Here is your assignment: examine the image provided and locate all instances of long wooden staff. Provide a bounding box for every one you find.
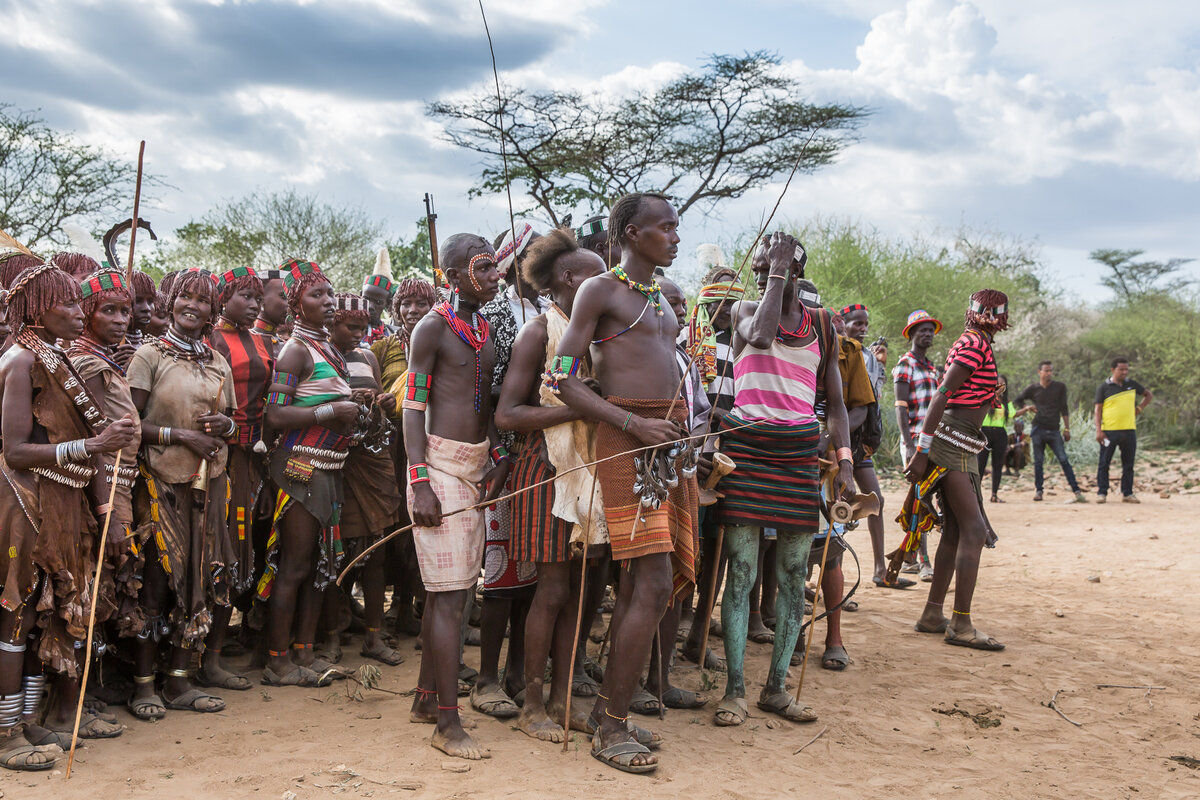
[560,468,599,752]
[794,520,835,704]
[476,0,529,323]
[126,141,146,288]
[65,452,122,777]
[336,421,761,584]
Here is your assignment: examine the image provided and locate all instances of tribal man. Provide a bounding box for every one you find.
[362,248,397,346]
[552,192,697,775]
[714,232,852,728]
[404,234,509,760]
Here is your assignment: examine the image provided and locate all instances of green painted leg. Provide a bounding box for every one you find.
[765,531,814,693]
[719,526,760,700]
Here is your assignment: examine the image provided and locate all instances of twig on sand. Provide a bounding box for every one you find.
[1095,684,1166,691]
[1045,689,1083,727]
[793,725,828,755]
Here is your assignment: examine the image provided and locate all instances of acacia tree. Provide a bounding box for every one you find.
[428,52,867,225]
[154,189,384,290]
[1090,248,1194,304]
[0,104,150,249]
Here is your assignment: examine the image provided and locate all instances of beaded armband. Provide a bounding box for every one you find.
[490,445,510,464]
[544,355,584,394]
[402,372,432,411]
[268,371,298,406]
[409,463,430,485]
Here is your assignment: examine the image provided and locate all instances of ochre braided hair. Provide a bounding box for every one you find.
[167,269,221,336]
[287,269,331,318]
[1,253,45,289]
[80,269,133,319]
[49,252,101,280]
[6,263,81,333]
[131,270,157,302]
[390,277,437,319]
[966,288,1009,332]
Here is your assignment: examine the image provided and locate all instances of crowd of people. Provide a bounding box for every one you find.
[0,192,1152,775]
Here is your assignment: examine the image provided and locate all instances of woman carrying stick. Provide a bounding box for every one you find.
[126,268,238,718]
[0,263,137,769]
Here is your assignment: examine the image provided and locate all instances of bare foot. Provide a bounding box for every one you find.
[516,706,565,743]
[431,725,491,760]
[410,691,478,728]
[546,701,592,733]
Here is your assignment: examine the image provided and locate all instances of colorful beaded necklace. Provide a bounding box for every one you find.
[775,304,813,342]
[433,300,491,412]
[292,322,350,381]
[611,265,664,317]
[68,333,126,376]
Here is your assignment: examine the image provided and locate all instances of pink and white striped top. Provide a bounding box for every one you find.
[731,337,821,424]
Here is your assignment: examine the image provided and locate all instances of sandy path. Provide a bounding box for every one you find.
[21,479,1200,800]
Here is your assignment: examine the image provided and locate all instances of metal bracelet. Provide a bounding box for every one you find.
[314,404,336,424]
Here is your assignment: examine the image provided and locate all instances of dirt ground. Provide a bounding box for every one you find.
[16,455,1200,800]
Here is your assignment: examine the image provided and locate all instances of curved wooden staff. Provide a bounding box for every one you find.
[336,421,761,585]
[476,0,530,323]
[65,453,122,777]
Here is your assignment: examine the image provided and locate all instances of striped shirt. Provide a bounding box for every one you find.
[211,323,274,445]
[292,337,351,407]
[731,337,821,424]
[893,351,940,435]
[706,328,735,414]
[944,330,999,408]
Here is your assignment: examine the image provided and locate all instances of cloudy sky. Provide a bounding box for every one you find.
[5,0,1198,301]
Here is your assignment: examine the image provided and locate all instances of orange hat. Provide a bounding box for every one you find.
[902,309,942,339]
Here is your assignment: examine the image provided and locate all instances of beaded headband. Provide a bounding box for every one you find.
[278,259,323,288]
[363,274,395,292]
[336,294,369,312]
[840,303,867,316]
[80,270,128,299]
[575,218,606,239]
[263,269,286,282]
[180,267,220,285]
[217,265,259,291]
[969,299,1006,315]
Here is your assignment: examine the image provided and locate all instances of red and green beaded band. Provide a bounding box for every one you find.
[217,265,259,291]
[278,259,323,288]
[364,274,394,292]
[409,463,430,484]
[405,372,432,404]
[80,271,127,299]
[490,445,509,463]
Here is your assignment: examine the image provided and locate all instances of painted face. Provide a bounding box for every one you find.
[41,299,86,342]
[910,321,937,349]
[363,284,391,323]
[330,317,368,352]
[843,309,869,342]
[299,279,336,327]
[261,278,289,325]
[88,294,132,346]
[627,198,680,268]
[222,286,262,327]
[172,287,213,337]
[456,251,500,306]
[397,296,432,334]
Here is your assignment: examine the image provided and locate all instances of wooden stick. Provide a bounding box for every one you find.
[1047,689,1083,727]
[1095,684,1165,691]
[792,724,827,755]
[794,530,834,703]
[696,525,725,677]
[126,141,146,287]
[561,469,598,752]
[65,450,123,778]
[0,228,35,257]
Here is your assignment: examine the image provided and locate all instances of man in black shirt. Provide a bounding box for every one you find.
[1016,360,1086,503]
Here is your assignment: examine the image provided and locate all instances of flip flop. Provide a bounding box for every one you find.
[821,645,849,671]
[194,665,253,691]
[679,645,727,672]
[713,696,748,727]
[360,640,405,666]
[47,710,124,739]
[629,688,661,716]
[748,630,775,644]
[756,690,818,723]
[873,577,916,590]
[162,688,225,713]
[591,732,657,775]
[261,664,333,688]
[586,714,663,750]
[844,600,859,612]
[0,732,60,771]
[914,618,949,634]
[572,672,600,698]
[128,692,167,721]
[944,628,1005,651]
[661,687,707,709]
[469,686,520,719]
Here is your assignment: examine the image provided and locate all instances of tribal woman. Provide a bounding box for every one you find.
[66,268,146,651]
[326,293,402,665]
[127,267,239,719]
[204,265,273,691]
[0,263,138,769]
[905,289,1010,651]
[259,261,361,687]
